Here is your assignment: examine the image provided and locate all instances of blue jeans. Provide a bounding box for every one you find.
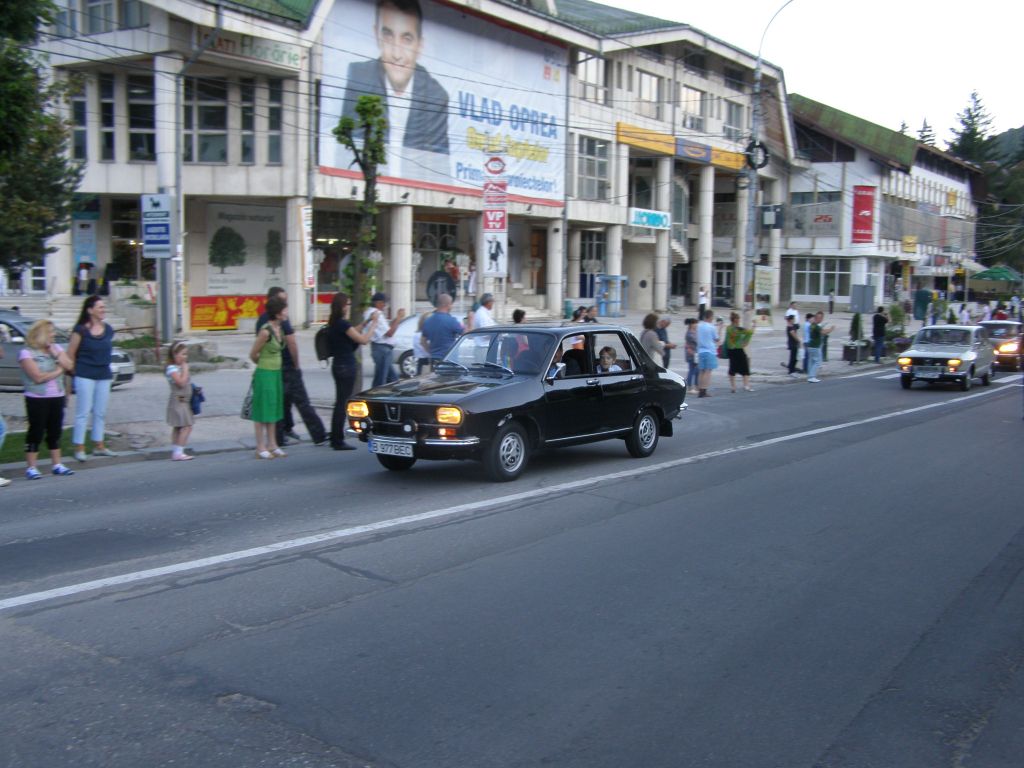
[873,337,885,362]
[0,412,6,451]
[370,343,397,388]
[686,360,698,388]
[72,376,112,444]
[807,347,823,379]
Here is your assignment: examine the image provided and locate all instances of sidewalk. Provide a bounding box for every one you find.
[0,308,889,473]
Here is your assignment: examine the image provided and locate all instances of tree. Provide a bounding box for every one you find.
[898,121,909,135]
[333,95,386,322]
[917,119,935,145]
[265,229,282,273]
[946,90,994,164]
[208,226,247,273]
[0,0,84,270]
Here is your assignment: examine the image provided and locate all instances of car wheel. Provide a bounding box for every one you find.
[900,375,912,390]
[981,367,992,386]
[398,350,417,378]
[483,422,529,481]
[960,372,972,391]
[376,454,416,471]
[625,408,660,458]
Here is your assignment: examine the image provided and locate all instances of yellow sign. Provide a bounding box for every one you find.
[946,190,957,208]
[901,235,918,253]
[616,123,674,155]
[711,147,745,171]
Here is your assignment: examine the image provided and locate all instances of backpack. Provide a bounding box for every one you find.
[314,324,331,364]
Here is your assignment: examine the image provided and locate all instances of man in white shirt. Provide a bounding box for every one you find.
[784,301,799,322]
[364,291,407,387]
[473,292,497,329]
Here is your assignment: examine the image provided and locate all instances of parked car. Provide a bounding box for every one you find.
[390,311,425,378]
[0,314,135,388]
[978,320,1022,370]
[346,324,687,481]
[896,325,995,391]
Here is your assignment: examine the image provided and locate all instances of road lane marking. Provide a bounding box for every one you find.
[876,373,901,379]
[840,368,893,379]
[0,384,1015,613]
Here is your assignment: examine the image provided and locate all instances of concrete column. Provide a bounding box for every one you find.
[389,204,414,317]
[654,156,671,311]
[284,197,308,326]
[475,214,488,296]
[696,164,714,305]
[546,219,564,313]
[43,229,72,297]
[734,182,749,309]
[566,229,581,300]
[155,54,182,337]
[767,181,783,308]
[614,142,630,206]
[606,225,623,275]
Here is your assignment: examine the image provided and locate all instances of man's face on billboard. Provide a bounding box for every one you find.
[376,3,422,94]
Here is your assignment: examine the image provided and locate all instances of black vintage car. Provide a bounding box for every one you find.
[346,324,687,481]
[979,320,1022,370]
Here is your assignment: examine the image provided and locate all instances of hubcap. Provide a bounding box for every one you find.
[638,415,656,449]
[499,433,525,472]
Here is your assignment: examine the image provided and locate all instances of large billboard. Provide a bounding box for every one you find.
[319,0,566,201]
[205,203,287,295]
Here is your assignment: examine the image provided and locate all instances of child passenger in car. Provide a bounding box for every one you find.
[597,346,622,373]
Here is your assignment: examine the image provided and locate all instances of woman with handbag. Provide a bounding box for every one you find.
[18,320,76,479]
[327,292,378,451]
[66,295,116,461]
[724,312,754,392]
[165,342,195,461]
[248,295,287,459]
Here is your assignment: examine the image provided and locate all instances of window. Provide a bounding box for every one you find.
[575,51,607,105]
[54,0,77,37]
[121,0,149,29]
[183,77,228,163]
[267,78,283,164]
[724,100,745,141]
[240,79,255,164]
[86,0,114,33]
[99,73,115,161]
[580,230,605,271]
[71,85,87,161]
[636,71,661,119]
[794,123,855,162]
[792,257,851,298]
[680,85,706,132]
[576,136,609,201]
[684,52,707,77]
[790,191,842,205]
[127,75,155,161]
[724,67,746,91]
[632,175,652,209]
[593,332,636,374]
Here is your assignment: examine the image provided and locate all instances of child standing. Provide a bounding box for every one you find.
[166,342,195,460]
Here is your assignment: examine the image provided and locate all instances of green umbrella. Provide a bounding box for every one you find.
[971,265,1023,282]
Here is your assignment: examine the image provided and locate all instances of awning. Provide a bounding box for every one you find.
[970,265,1023,282]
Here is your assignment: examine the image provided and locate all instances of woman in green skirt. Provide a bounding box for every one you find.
[249,295,287,459]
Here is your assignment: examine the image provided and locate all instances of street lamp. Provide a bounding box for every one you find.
[743,0,798,322]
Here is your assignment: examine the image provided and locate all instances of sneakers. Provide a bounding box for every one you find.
[92,447,117,457]
[807,377,821,383]
[52,464,75,476]
[25,467,43,480]
[74,450,88,462]
[0,476,10,488]
[744,385,755,392]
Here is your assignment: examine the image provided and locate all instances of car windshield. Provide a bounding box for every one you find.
[917,328,969,346]
[981,324,1018,339]
[445,331,557,375]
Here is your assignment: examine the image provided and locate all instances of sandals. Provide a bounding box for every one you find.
[256,450,274,460]
[271,448,287,458]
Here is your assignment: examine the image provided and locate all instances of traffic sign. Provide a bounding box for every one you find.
[141,194,172,259]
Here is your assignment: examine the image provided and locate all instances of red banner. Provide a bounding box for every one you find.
[190,295,266,330]
[852,185,876,243]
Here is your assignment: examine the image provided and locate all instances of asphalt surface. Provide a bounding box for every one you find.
[1,362,1022,766]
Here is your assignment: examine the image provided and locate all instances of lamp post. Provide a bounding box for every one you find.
[743,0,798,323]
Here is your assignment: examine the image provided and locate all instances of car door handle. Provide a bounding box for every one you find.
[586,378,599,385]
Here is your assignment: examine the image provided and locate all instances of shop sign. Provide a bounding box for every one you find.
[628,207,671,230]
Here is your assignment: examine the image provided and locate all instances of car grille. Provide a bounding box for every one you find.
[912,357,954,366]
[368,402,439,438]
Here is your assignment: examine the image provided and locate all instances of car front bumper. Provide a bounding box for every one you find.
[359,431,482,461]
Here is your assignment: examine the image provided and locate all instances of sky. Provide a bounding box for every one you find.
[611,0,1022,139]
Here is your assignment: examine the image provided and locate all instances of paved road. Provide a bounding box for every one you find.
[1,371,1022,766]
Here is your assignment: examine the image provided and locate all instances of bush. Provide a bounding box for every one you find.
[849,312,862,341]
[888,302,906,333]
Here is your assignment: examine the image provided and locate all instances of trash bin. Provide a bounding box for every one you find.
[563,299,573,319]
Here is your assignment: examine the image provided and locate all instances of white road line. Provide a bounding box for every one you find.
[994,374,1024,386]
[0,384,1014,613]
[875,373,901,380]
[839,368,893,379]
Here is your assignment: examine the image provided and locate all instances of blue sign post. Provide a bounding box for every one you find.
[141,194,172,259]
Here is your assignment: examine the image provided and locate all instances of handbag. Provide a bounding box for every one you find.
[717,344,727,359]
[190,383,205,415]
[240,381,254,420]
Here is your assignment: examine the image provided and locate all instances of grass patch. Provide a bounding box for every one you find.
[0,431,102,464]
[113,334,157,349]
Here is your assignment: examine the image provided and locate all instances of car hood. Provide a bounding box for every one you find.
[904,343,974,357]
[360,373,520,402]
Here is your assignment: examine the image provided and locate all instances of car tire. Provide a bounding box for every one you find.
[398,350,417,379]
[483,422,529,482]
[900,375,912,390]
[625,408,660,458]
[377,454,416,471]
[960,372,972,391]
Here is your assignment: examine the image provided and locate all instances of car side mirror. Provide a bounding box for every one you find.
[10,335,24,344]
[545,362,566,382]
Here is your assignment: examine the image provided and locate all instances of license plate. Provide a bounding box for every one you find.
[369,439,414,457]
[916,366,940,379]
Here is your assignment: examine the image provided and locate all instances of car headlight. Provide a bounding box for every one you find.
[999,342,1019,353]
[436,406,462,425]
[347,400,369,418]
[897,357,912,366]
[947,358,962,368]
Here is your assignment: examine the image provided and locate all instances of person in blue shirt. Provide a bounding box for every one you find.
[421,293,463,366]
[695,309,722,398]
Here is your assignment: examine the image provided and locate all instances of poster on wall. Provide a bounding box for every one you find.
[205,204,287,295]
[72,217,98,268]
[318,0,566,201]
[852,186,876,244]
[482,163,508,277]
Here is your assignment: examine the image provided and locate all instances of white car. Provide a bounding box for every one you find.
[896,325,995,391]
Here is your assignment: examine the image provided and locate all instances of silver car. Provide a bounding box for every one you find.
[0,314,135,389]
[896,324,995,391]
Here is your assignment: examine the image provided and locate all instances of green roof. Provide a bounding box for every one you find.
[218,0,318,25]
[500,0,684,36]
[790,93,918,170]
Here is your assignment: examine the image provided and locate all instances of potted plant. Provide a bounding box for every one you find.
[843,312,870,363]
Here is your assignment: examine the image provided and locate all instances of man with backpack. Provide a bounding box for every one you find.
[257,287,327,446]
